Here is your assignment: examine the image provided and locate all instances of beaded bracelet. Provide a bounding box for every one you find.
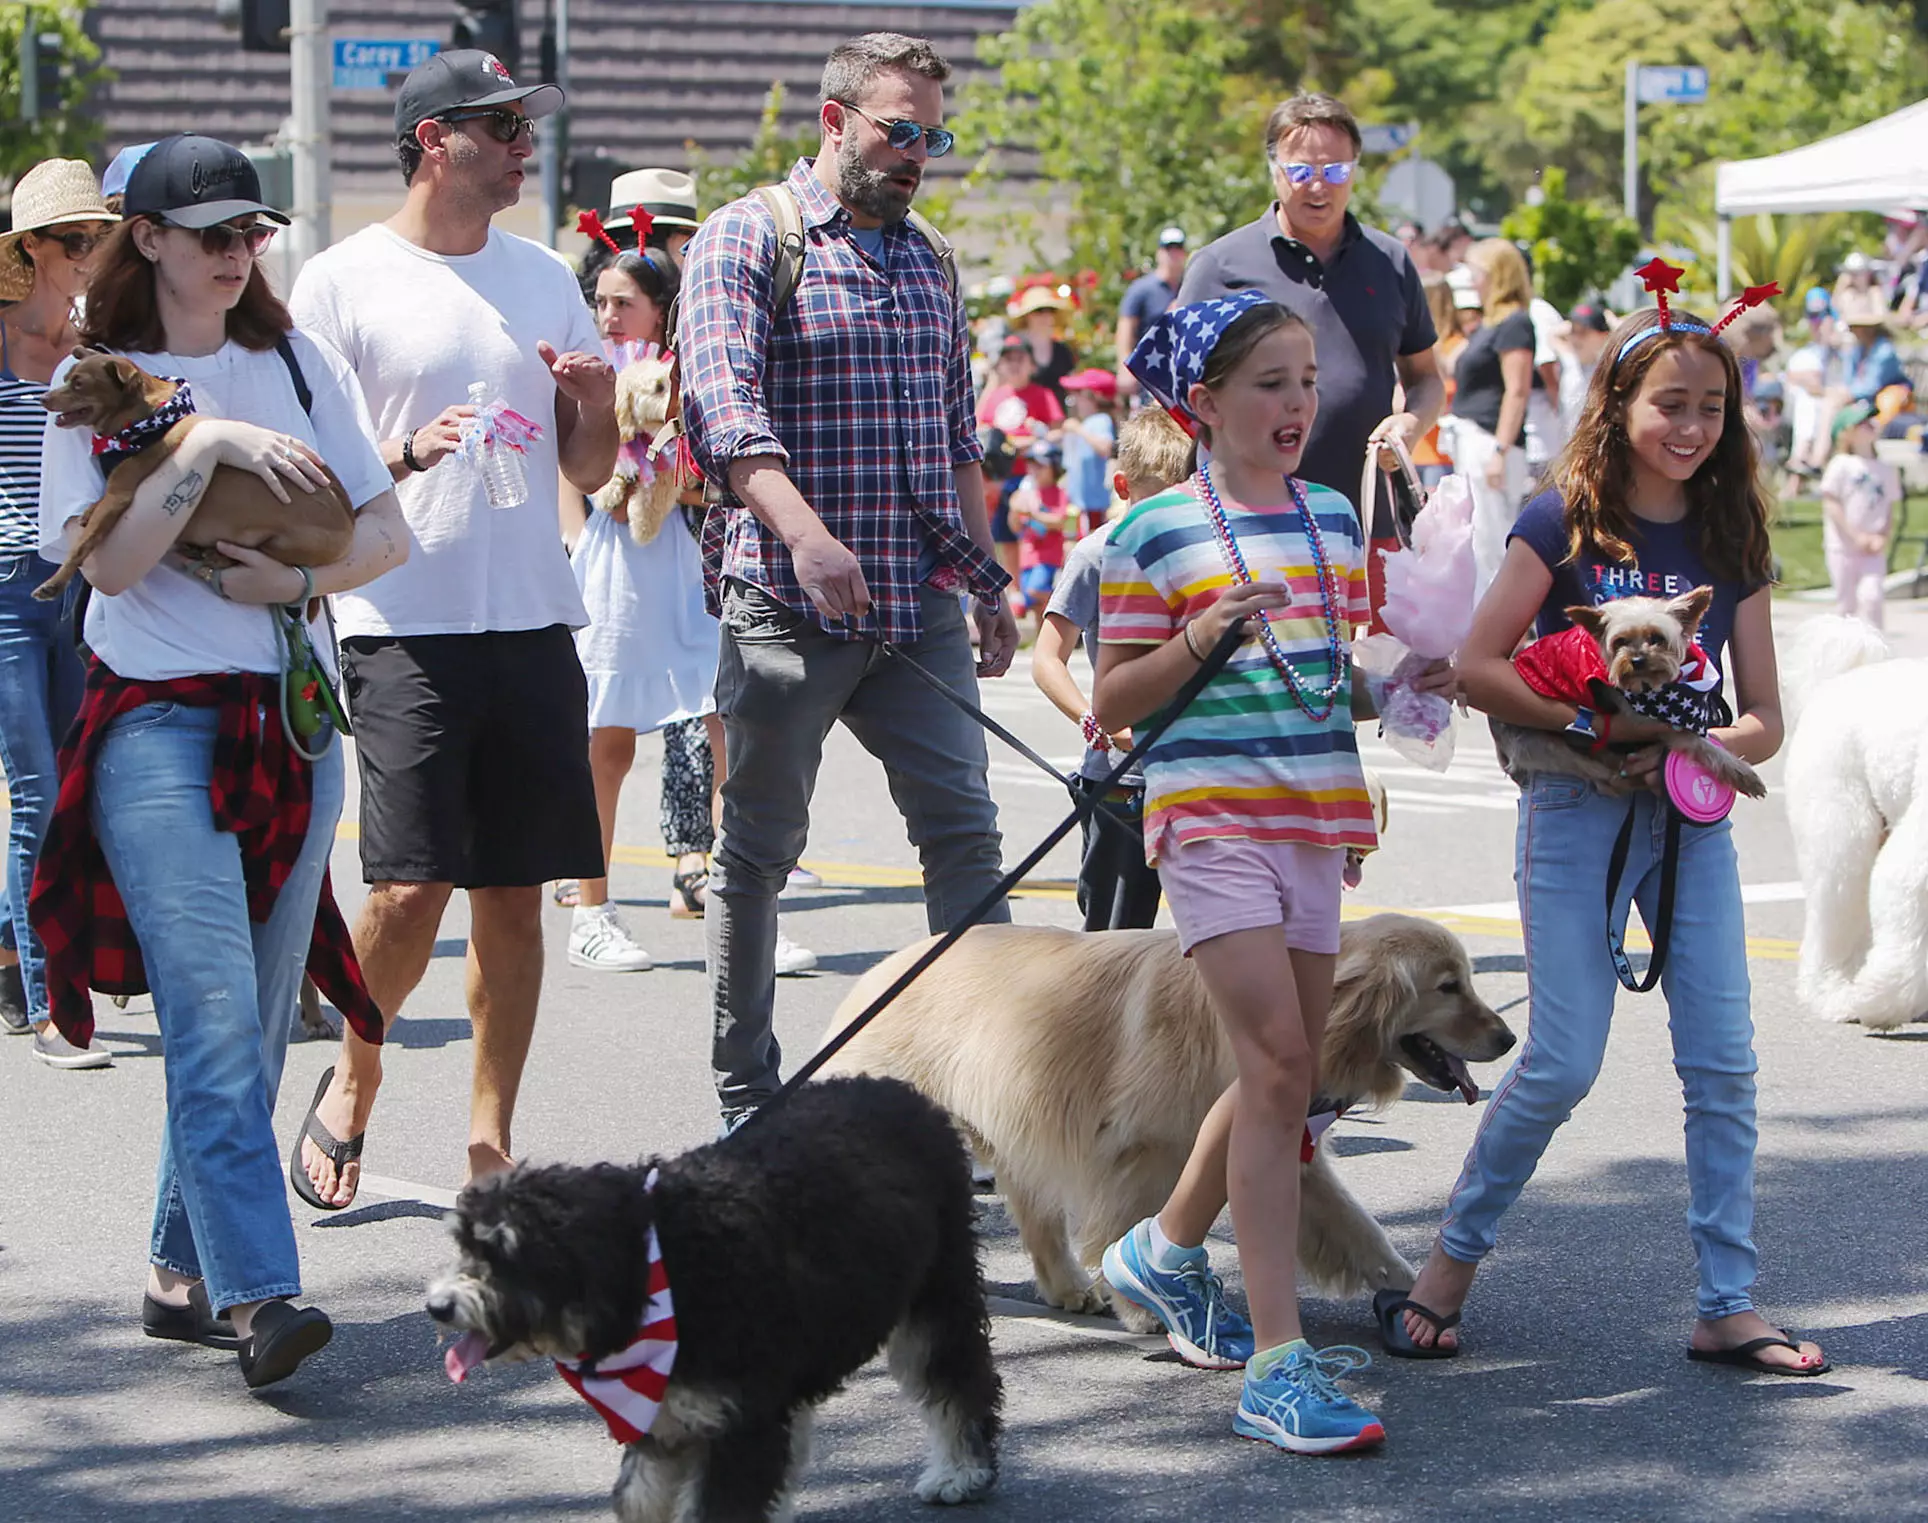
[1080,711,1113,752]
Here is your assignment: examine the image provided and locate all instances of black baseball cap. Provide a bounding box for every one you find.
[1568,301,1611,333]
[124,134,290,228]
[395,48,564,140]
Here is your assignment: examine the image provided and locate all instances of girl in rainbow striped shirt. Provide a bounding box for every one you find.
[1093,291,1453,1455]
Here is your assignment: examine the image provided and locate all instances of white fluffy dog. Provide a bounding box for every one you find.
[1784,615,1928,1029]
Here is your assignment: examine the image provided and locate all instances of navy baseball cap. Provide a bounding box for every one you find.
[395,49,564,140]
[124,135,290,228]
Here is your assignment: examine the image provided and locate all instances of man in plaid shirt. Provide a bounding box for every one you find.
[679,31,1018,1127]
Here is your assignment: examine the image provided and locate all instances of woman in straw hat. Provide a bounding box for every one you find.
[1009,282,1078,399]
[0,158,116,1067]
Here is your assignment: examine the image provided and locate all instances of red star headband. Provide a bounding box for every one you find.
[1616,259,1781,363]
[628,207,655,243]
[577,209,621,257]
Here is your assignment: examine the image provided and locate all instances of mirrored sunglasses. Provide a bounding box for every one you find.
[442,108,538,146]
[163,219,277,258]
[839,101,955,158]
[1278,160,1357,188]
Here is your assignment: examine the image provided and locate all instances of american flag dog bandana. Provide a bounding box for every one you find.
[1513,625,1726,735]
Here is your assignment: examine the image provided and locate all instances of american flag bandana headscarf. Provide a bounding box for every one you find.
[552,1170,679,1443]
[1125,289,1273,430]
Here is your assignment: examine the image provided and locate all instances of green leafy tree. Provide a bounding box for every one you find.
[2,3,108,182]
[687,82,822,217]
[1500,167,1639,308]
[1666,210,1859,321]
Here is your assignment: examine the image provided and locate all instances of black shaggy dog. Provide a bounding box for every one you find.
[428,1076,1002,1523]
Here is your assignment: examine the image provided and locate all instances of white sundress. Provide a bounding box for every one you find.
[572,503,719,732]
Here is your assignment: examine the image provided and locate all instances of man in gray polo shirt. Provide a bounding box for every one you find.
[1178,91,1442,586]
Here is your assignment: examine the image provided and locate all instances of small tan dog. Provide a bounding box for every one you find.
[36,348,355,600]
[595,353,684,546]
[818,916,1515,1320]
[1491,588,1766,797]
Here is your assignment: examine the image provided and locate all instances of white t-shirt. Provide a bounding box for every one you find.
[1820,452,1900,550]
[290,223,601,639]
[38,331,390,681]
[1524,297,1566,465]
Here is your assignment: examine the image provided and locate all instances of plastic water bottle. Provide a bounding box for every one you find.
[467,380,528,509]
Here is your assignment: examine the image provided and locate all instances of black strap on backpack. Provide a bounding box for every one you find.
[72,334,319,657]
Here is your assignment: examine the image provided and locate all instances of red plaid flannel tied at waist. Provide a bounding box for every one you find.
[29,660,383,1049]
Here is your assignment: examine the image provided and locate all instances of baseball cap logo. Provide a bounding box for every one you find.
[189,158,243,196]
[483,54,514,83]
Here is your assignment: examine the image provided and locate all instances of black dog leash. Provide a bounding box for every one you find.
[1604,797,1683,993]
[750,620,1245,1120]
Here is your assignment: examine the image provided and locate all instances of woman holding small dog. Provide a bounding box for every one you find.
[1388,296,1828,1376]
[0,158,115,1067]
[1094,292,1454,1454]
[34,135,408,1388]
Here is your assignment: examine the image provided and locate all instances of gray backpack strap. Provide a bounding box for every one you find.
[752,183,809,316]
[904,208,960,303]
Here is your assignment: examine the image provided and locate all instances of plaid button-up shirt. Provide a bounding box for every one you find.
[679,159,1006,643]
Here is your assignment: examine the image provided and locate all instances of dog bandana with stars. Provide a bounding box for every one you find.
[1514,625,1725,735]
[552,1171,678,1444]
[92,378,195,479]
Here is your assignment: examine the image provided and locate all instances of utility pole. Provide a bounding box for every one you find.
[1623,58,1640,232]
[536,0,570,247]
[288,0,331,275]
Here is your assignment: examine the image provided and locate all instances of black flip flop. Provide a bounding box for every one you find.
[1687,1331,1831,1377]
[1375,1287,1461,1360]
[288,1066,364,1212]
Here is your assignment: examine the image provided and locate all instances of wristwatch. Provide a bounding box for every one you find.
[1564,704,1602,750]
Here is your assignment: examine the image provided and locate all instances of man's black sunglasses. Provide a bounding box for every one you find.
[440,108,537,146]
[837,101,954,158]
[159,218,277,258]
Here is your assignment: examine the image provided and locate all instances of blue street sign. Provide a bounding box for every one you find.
[333,38,440,92]
[1635,65,1709,104]
[1359,122,1417,155]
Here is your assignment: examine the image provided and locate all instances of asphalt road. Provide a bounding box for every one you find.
[4,597,1925,1523]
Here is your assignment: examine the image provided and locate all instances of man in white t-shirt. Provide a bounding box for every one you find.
[288,49,618,1208]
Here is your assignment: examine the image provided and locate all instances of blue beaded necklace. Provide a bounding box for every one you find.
[1195,462,1350,722]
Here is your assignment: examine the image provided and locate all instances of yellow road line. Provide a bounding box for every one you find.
[332,826,1800,963]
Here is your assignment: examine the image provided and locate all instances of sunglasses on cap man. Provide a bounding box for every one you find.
[436,107,537,147]
[836,101,955,158]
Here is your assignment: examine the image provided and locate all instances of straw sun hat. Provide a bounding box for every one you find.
[0,158,118,302]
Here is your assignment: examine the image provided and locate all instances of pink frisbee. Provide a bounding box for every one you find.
[1665,743,1735,823]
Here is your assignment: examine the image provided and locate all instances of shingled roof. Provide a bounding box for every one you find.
[87,0,1021,198]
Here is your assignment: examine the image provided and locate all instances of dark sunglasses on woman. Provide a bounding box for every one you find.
[441,108,538,147]
[38,227,109,260]
[837,100,955,158]
[160,219,278,257]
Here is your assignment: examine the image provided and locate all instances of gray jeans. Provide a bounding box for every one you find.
[708,581,1009,1113]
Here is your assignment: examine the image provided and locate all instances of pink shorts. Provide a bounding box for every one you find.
[1159,835,1345,956]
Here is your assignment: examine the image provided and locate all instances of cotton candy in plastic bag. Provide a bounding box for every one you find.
[1362,473,1478,770]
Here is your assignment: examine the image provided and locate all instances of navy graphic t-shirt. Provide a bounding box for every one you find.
[1508,489,1764,665]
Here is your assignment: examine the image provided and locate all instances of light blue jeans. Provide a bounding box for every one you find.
[92,702,344,1314]
[0,553,85,1018]
[1438,775,1760,1320]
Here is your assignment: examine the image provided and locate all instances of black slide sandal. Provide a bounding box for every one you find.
[1688,1332,1831,1376]
[288,1066,364,1212]
[1375,1287,1462,1359]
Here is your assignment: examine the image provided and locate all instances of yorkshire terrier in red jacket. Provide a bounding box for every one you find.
[1492,587,1766,799]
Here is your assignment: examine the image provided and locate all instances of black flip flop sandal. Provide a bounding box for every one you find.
[1688,1331,1831,1377]
[288,1066,364,1212]
[1375,1287,1462,1360]
[670,867,709,919]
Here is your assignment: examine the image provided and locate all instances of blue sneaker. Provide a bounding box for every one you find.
[1234,1342,1385,1455]
[1101,1219,1254,1369]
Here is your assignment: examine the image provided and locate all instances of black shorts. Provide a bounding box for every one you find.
[340,624,603,889]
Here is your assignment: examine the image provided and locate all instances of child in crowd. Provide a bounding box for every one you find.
[1031,409,1195,931]
[1390,292,1827,1378]
[1008,440,1071,626]
[1820,399,1899,628]
[1060,368,1119,536]
[1093,291,1452,1454]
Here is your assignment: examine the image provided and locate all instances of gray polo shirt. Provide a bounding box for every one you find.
[1176,208,1434,526]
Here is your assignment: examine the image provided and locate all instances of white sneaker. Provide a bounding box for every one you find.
[568,906,653,972]
[774,929,818,976]
[782,866,823,895]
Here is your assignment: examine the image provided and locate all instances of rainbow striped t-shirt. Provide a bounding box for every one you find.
[1098,479,1375,863]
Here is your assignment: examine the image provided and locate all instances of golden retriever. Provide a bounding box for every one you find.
[817,916,1514,1325]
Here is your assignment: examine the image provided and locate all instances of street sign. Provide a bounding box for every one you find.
[1635,65,1709,104]
[1359,122,1416,156]
[332,37,439,91]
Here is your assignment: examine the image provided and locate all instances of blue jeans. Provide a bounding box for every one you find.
[0,554,84,1016]
[1438,776,1759,1320]
[92,702,344,1313]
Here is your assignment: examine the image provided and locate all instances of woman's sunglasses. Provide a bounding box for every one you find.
[837,101,955,158]
[36,227,109,260]
[1275,160,1357,188]
[161,219,278,257]
[441,108,538,146]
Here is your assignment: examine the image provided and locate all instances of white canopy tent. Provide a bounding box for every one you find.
[1713,98,1928,297]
